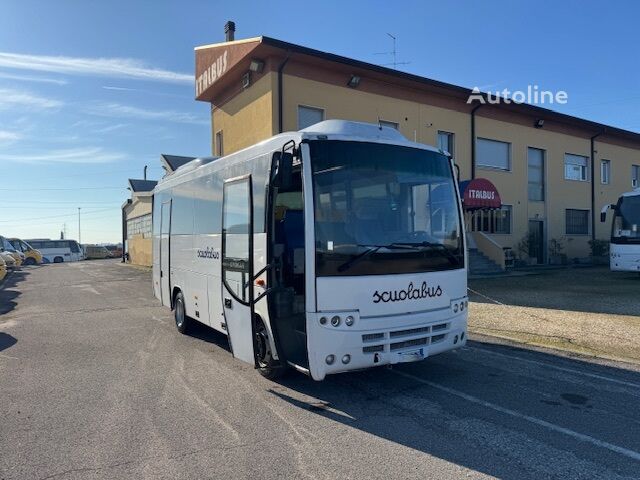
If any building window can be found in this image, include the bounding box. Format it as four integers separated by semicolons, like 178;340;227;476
471;205;512;234
379;120;399;130
127;213;152;239
477;138;511;171
297;105;324;130
528;147;545;201
564;153;588;181
633;165;639;188
215;130;224;156
565;209;589;235
601;160;611;185
437;131;455;157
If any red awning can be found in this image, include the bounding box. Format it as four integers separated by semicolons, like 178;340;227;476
459;178;501;209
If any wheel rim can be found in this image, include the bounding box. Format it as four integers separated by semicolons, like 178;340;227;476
255;320;270;367
175;298;184;328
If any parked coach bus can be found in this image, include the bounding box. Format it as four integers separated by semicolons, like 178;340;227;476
152;120;468;381
26;239;84;263
601;187;640;272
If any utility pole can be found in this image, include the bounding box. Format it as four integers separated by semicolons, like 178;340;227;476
78;207;81;244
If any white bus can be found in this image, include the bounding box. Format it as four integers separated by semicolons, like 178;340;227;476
601;188;640;272
25;239;84;263
152;120;468;381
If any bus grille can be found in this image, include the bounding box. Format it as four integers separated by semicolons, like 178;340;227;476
361;322;450;354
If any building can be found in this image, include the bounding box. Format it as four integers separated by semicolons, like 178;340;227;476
122;156;196;267
193;23;640;266
122;179;156;266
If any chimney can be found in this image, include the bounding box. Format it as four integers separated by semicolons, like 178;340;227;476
225;21;235;42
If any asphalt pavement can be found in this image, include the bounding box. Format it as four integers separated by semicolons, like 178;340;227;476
1;260;639;479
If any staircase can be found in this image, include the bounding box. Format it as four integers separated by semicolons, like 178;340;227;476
468;248;504;275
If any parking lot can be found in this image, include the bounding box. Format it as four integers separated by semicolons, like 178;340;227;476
1;261;640;479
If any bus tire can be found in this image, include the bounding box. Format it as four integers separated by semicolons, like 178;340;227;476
53;257;63;263
23;258;36;266
254;316;287;380
173;291;191;334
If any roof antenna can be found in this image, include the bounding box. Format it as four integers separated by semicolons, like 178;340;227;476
373;33;411;69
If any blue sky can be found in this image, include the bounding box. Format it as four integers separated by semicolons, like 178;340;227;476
1;0;638;243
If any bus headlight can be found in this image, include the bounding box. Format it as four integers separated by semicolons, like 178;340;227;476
345;315;355;326
326;354;335;365
453;303;459;313
342;354;351;364
330;315;341;327
319;316;328;325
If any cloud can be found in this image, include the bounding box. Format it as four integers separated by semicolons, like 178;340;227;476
0;147;125;164
0;71;67;85
0;130;22;144
0;52;192;84
87;102;207;125
0;87;62;109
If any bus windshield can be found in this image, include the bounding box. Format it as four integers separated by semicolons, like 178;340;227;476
613;195;640;243
310;140;463;276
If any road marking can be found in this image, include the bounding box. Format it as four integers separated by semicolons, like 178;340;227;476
468;346;640;390
467;287;505;305
394;370;640;462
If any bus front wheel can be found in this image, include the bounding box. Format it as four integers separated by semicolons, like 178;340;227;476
174;291;191;334
53;257;63;263
254;316;287;380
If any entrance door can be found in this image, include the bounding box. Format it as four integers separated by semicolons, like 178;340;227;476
528;220;544;264
221;176;256;365
159;200;171;305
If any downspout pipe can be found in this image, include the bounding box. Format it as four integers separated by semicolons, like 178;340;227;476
277;53;291;134
470;103;484;180
121;200;130;263
590;130;605;245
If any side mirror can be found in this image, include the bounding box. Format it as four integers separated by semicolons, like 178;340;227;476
600;203;616;223
272;151;294;189
454;164;460;181
600;211;607;223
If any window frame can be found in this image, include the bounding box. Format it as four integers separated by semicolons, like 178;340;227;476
476;137;512;172
297;104;325;130
527;146;545;202
600;159;611;185
379;119;399;130
565;208;590;236
632;165;639;188
564;153;589;182
437;131;455;158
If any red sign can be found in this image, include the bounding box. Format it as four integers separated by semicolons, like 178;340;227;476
460;178;501;209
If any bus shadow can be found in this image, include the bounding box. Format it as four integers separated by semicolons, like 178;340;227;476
187;320;232;353
0;270;29;315
266;340;640;479
0;332;17;352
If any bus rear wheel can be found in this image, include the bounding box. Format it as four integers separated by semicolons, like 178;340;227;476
23;258;36;266
53;257;63;263
174;291;191;334
254;316;287;380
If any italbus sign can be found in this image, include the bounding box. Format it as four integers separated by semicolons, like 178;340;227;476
459;178;501;209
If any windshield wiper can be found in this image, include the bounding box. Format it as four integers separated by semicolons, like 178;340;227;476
390;241;461;265
336;243;414;273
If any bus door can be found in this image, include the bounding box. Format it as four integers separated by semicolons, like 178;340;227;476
159;200;172;305
221;175;256;365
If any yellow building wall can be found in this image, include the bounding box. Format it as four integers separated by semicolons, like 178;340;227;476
212;72;276;155
281;74;473;176
128;236;152;267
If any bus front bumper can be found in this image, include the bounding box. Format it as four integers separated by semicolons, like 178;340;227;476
306;302;468;381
